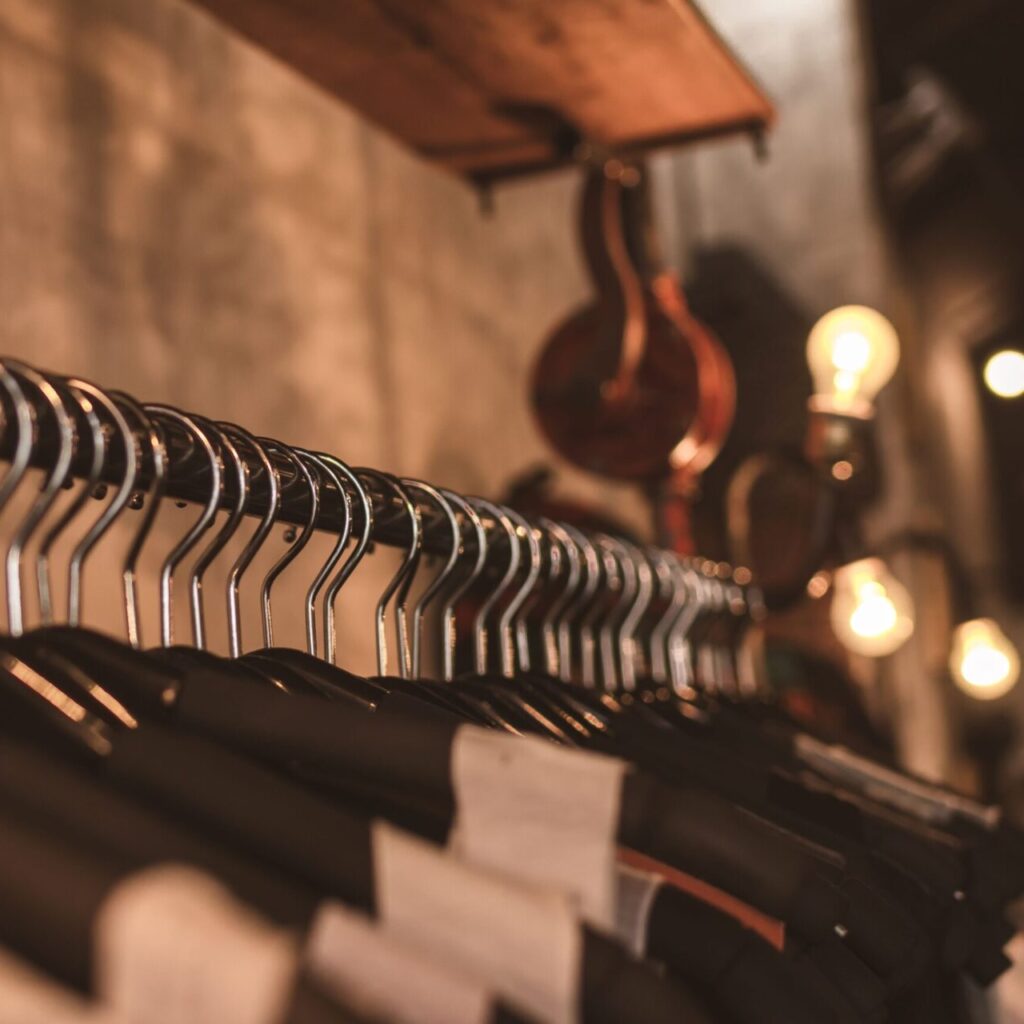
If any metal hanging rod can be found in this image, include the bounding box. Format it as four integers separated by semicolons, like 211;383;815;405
0;378;492;557
0;361;751;591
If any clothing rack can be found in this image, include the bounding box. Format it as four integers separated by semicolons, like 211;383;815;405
0;361;747;570
0;359;1020;1024
0;359;758;688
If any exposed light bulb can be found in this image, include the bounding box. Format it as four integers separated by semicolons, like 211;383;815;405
830;557;914;657
983;349;1024;399
950;618;1020;700
806;306;900;417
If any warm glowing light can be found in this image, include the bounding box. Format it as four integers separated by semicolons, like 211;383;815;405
950;618;1020;700
806;306;899;417
830;557;914;657
983;350;1024;399
848;583;898;638
831;460;853;481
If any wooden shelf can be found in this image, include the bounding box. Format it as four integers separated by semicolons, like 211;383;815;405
186;0;774;185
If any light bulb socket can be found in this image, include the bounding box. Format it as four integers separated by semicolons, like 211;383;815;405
804;407;882;504
808;394;875;420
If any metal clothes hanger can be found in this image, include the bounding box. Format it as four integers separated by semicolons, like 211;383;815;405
666;558;704;696
0;370;140;727
59;377;138;629
237;443;366;698
34;382;103;627
437;488;486;683
130;410;297;688
186;417;249;652
615;541;654;691
343;478;493;722
647;550;686;687
596;536;636;692
498;506;542;678
579;535;619;689
457;501;568;739
109;392;167;649
321;454;373;667
555;523;601;685
144;405;221;648
537;517;581;681
217;422;279;658
299;451;352;661
497;510;601;741
0;364;33;516
257;440;317;651
0;361;75;636
400;479;460;680
354;468;420;680
467;498;519;678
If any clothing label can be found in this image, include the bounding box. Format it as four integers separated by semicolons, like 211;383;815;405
373;820;581;1024
307;901;492;1024
0;947;120;1024
449;725;626;930
94;865;298;1024
613;864;662;957
796;734;1001;829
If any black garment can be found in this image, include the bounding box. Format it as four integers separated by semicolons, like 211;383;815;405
46;638;928;991
645;884;880;1023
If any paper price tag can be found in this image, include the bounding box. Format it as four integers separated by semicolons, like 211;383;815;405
374;821;581;1024
449;726;625;930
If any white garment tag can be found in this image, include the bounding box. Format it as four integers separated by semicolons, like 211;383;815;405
0;947;120;1024
307;901;491;1024
449;725;626;930
94;865;298;1024
373;820;581;1024
613;864;662;958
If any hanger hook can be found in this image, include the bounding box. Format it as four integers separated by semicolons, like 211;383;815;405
216;425;279;657
401;480;461;679
318;454;371;666
438;489;486;682
615;541;654;690
666;556;703;695
0;364;34;629
108;392;166;649
31;378;103;627
0;360;74;636
144;405;221;647
556;523;602;685
499;507;542;677
294;449;351;658
257;440;318;649
647;549;685;684
467;498;519;677
537;518;582;680
353;469;421;678
575;532;616;688
58;377;139;628
184;417;249;651
596;536;636;691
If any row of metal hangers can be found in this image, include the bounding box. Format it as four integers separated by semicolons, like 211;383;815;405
0;357;762;699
